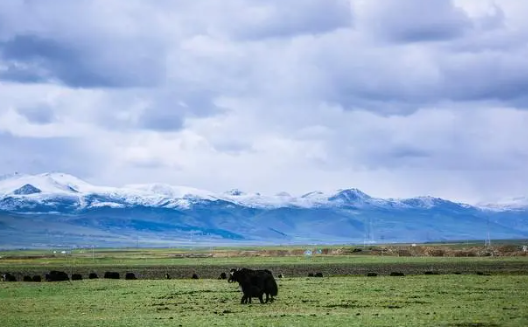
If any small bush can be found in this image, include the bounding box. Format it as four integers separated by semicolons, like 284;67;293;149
497;245;519;253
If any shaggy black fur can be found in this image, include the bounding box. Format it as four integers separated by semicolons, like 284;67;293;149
229;268;278;304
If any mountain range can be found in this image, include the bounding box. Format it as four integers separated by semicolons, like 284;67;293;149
0;172;527;249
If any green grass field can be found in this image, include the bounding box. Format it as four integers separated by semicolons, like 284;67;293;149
2;244;528;326
2;245;527;280
1;244;527;268
1;274;527;327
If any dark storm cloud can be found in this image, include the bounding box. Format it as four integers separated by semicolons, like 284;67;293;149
300;32;528;113
0;35;164;88
355;0;472;43
438;50;528;103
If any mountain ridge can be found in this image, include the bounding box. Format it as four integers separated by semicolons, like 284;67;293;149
0;172;491;210
0;172;527;249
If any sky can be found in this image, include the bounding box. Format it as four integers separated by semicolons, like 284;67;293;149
0;0;527;204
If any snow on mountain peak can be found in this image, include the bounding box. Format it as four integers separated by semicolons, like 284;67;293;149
0;172;24;181
1;173;381;209
3;172;524;212
396;196;463;209
329;188;371;203
0;172;97;195
478;196;528;210
298;189;373;206
125;183;215;199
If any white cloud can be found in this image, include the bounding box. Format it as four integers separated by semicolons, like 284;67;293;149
0;0;527;204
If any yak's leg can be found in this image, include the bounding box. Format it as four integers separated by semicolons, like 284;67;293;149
240;295;246;304
259;294;264;304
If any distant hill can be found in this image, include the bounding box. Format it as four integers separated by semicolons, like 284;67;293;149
0;172;527;249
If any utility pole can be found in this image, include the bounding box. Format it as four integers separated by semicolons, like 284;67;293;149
485;217;491;247
363;217;368;248
369;217;373;244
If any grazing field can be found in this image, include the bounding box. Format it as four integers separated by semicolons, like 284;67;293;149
2;259;528;281
1;274;527;327
1;244;528;279
2;244;528;326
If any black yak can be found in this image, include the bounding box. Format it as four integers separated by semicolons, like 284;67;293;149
239;283;266;304
23;276;32;282
165;273;171;279
89;273;98;279
125;272;137;280
315;272;324;277
45;271;69;282
230;269;265;304
219;272;227;280
104;271;120;279
1;273;17;282
191;273;199;279
32;275;42;282
390;272;405;277
72;274;83;281
228;268;273;283
229;268;278;304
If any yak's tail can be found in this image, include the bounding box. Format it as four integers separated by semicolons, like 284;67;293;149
267;277;278;296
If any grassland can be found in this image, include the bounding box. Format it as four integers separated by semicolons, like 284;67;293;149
2;244;528;326
1;244;527;280
1;274;527;327
2;252;528;267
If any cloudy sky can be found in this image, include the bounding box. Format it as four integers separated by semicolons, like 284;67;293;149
1;0;527;204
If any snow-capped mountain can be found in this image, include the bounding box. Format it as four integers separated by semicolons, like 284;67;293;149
0;172;99;194
0;172;527;249
478;197;528;211
0;172;218;211
0;172;441;210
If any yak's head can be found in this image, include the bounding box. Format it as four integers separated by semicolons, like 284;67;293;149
228;268;240;283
